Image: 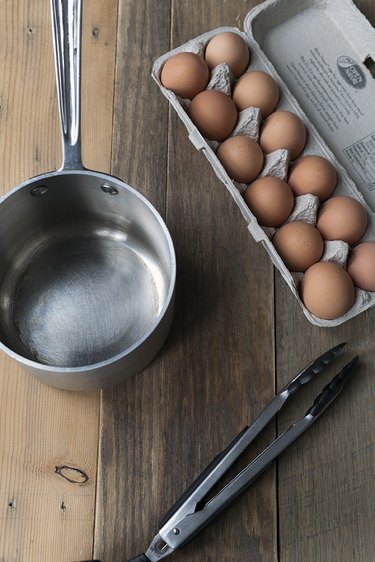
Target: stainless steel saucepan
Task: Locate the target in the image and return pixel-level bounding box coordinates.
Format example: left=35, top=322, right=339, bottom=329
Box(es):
left=0, top=0, right=176, bottom=391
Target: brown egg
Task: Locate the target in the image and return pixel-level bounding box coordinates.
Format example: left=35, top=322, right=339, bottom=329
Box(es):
left=316, top=196, right=367, bottom=245
left=273, top=221, right=324, bottom=272
left=301, top=261, right=355, bottom=320
left=188, top=90, right=237, bottom=141
left=288, top=155, right=337, bottom=201
left=216, top=136, right=264, bottom=183
left=160, top=52, right=209, bottom=99
left=259, top=111, right=307, bottom=159
left=204, top=32, right=250, bottom=78
left=347, top=242, right=375, bottom=291
left=232, top=71, right=279, bottom=118
left=244, top=176, right=294, bottom=226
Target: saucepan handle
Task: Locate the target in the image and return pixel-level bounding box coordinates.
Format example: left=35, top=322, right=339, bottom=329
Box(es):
left=50, top=0, right=84, bottom=171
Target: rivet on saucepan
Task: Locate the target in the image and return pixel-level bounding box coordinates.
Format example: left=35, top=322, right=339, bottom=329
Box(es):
left=31, top=185, right=48, bottom=196
left=101, top=183, right=118, bottom=195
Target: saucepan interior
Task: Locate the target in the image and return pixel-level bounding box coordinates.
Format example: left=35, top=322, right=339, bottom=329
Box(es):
left=0, top=170, right=175, bottom=371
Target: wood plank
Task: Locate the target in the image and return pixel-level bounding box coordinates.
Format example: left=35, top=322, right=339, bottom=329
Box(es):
left=0, top=1, right=118, bottom=560
left=95, top=1, right=277, bottom=561
left=276, top=2, right=375, bottom=561
left=0, top=0, right=60, bottom=190
left=109, top=0, right=172, bottom=210
left=94, top=1, right=173, bottom=559
left=276, top=285, right=375, bottom=562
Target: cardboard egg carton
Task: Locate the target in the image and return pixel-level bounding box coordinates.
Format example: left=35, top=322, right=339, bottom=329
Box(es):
left=152, top=0, right=375, bottom=326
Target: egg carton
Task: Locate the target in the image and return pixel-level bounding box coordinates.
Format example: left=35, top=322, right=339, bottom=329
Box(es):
left=152, top=0, right=375, bottom=327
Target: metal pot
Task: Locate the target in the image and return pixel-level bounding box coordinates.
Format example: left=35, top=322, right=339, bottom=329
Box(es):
left=0, top=0, right=176, bottom=391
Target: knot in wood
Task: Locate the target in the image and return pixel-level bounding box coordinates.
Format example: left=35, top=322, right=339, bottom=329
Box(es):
left=55, top=465, right=89, bottom=484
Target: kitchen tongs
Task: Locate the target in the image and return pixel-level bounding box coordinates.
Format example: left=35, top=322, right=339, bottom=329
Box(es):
left=81, top=343, right=358, bottom=562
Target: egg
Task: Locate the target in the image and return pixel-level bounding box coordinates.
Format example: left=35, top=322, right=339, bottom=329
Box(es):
left=259, top=111, right=307, bottom=159
left=347, top=242, right=375, bottom=291
left=300, top=261, right=355, bottom=320
left=188, top=90, right=237, bottom=141
left=232, top=71, right=279, bottom=118
left=243, top=176, right=294, bottom=226
left=288, top=155, right=337, bottom=201
left=216, top=136, right=264, bottom=183
left=316, top=196, right=367, bottom=245
left=204, top=32, right=250, bottom=78
left=160, top=52, right=209, bottom=99
left=273, top=221, right=324, bottom=272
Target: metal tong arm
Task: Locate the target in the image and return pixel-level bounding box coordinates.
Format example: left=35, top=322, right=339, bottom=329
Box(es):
left=156, top=352, right=356, bottom=552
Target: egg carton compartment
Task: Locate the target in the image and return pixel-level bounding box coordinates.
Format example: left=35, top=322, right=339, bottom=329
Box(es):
left=152, top=0, right=375, bottom=327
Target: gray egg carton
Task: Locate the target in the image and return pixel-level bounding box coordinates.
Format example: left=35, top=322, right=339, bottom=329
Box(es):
left=152, top=0, right=375, bottom=326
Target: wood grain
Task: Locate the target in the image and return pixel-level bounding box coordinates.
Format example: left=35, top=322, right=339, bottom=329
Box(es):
left=94, top=4, right=172, bottom=561
left=0, top=1, right=118, bottom=560
left=0, top=1, right=60, bottom=190
left=354, top=0, right=375, bottom=26
left=95, top=1, right=276, bottom=561
left=275, top=282, right=375, bottom=562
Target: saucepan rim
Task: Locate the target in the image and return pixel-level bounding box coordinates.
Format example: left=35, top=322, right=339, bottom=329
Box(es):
left=0, top=168, right=177, bottom=374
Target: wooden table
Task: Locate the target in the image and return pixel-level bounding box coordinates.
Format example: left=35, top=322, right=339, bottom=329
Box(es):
left=1, top=1, right=374, bottom=561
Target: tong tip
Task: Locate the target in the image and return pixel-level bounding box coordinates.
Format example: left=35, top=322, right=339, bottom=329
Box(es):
left=306, top=354, right=358, bottom=418
left=341, top=354, right=359, bottom=379
left=334, top=341, right=346, bottom=352
left=286, top=342, right=347, bottom=396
